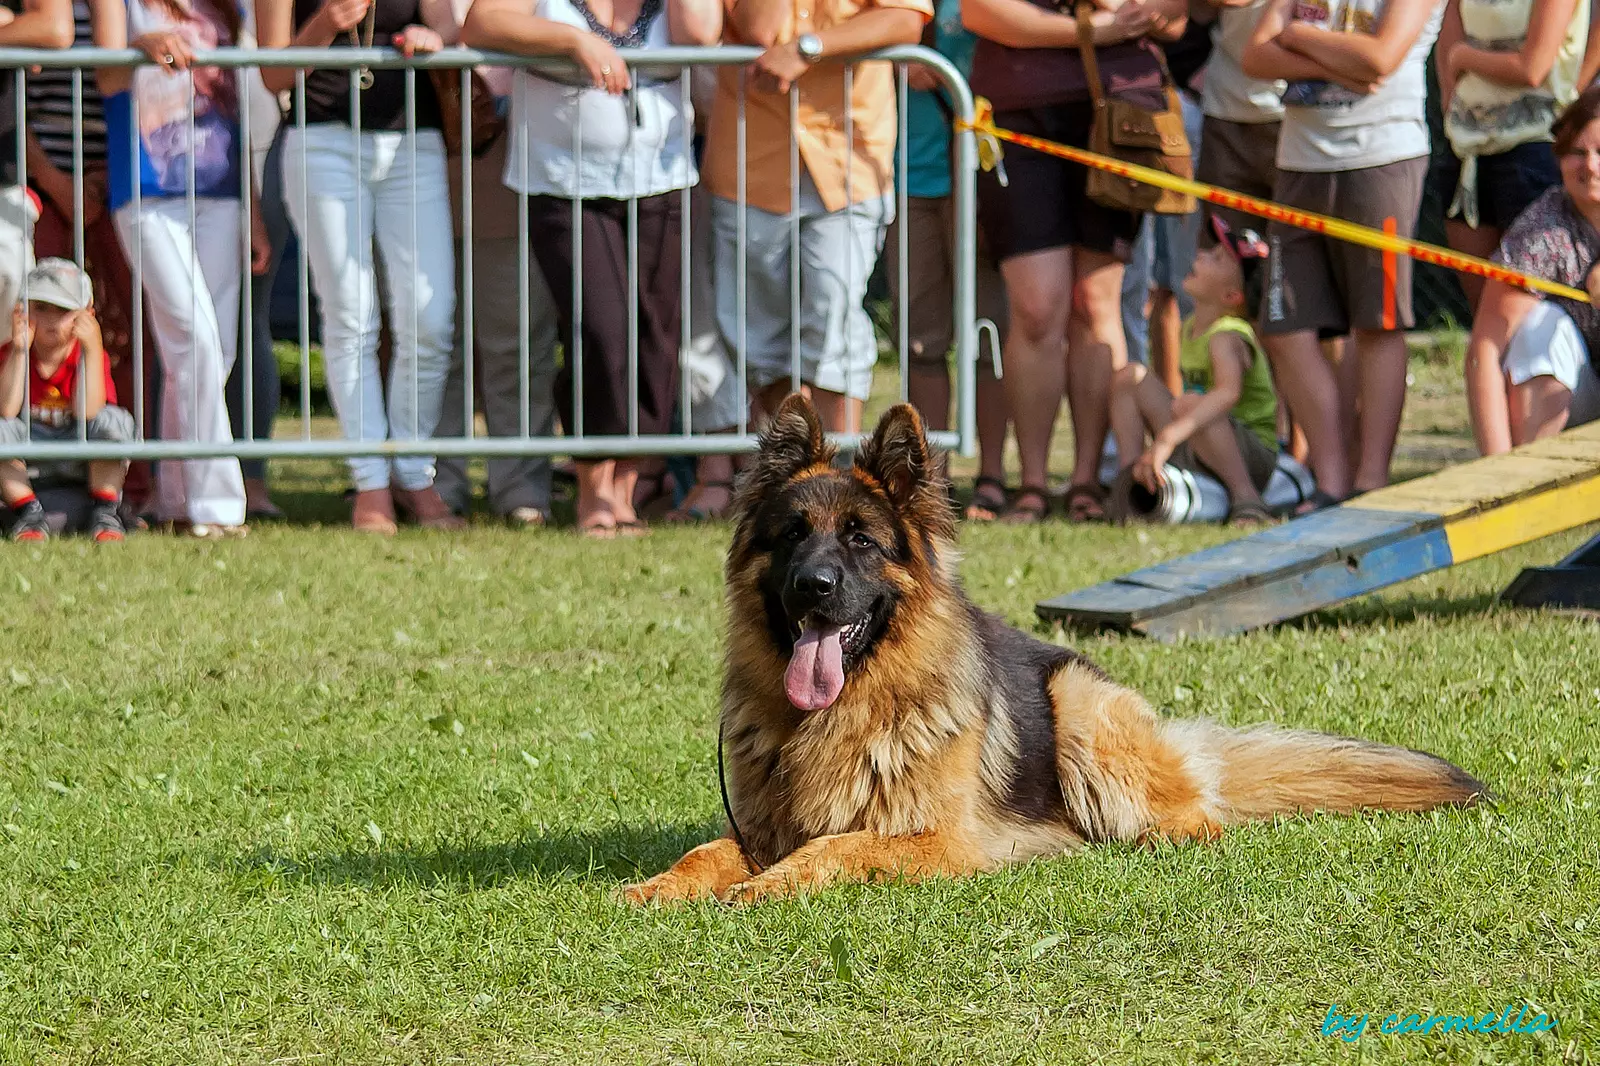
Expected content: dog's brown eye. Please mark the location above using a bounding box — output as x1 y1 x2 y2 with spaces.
785 521 807 542
848 531 876 551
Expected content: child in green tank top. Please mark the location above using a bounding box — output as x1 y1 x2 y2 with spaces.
1110 217 1281 525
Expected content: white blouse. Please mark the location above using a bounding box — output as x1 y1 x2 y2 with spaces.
502 0 697 199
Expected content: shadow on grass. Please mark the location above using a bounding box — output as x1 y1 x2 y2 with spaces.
225 821 720 890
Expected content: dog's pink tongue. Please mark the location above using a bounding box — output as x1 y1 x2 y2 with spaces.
786 623 845 711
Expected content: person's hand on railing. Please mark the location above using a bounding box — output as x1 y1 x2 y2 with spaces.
70 307 103 356
133 29 196 72
392 24 445 55
751 40 808 94
569 30 630 94
906 64 940 92
251 211 272 276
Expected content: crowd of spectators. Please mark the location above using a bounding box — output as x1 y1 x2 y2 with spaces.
2 0 1600 540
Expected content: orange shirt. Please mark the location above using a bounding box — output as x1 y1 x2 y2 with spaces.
705 0 933 215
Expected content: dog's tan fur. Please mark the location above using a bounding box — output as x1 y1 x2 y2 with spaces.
623 397 1488 905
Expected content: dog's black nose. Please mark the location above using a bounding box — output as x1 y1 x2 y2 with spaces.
793 564 841 600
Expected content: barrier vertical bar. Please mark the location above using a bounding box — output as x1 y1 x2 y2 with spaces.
18 70 29 439
947 58 977 458
735 73 747 435
295 70 311 438
678 65 691 438
626 89 639 440
71 68 85 267
842 63 854 429
517 76 530 439
787 83 799 392
406 66 418 451
188 71 198 451
240 62 255 450
130 73 145 442
895 61 908 403
460 64 475 441
571 75 583 439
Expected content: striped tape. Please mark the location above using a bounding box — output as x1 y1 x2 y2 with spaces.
961 99 1592 305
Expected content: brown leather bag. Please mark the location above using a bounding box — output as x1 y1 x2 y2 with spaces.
430 68 505 159
1075 1 1195 215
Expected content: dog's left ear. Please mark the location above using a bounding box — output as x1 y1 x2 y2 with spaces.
856 404 947 513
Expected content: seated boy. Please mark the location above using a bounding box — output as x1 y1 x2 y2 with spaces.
1110 218 1280 526
0 258 133 542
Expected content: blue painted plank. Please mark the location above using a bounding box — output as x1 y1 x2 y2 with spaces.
1036 507 1442 630
1132 525 1455 640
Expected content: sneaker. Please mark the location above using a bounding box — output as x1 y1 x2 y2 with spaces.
8 499 49 542
89 502 126 543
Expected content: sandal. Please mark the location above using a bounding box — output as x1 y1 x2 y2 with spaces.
1294 489 1346 517
999 485 1050 525
665 479 735 523
964 475 1008 522
1063 482 1107 524
615 518 651 538
1227 499 1274 527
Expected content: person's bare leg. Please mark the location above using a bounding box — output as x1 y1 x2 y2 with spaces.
1324 336 1360 479
975 366 1008 484
575 459 616 533
809 387 863 436
1188 417 1266 511
0 459 33 506
611 458 641 525
1509 376 1575 443
1445 222 1500 312
998 248 1073 500
1352 328 1409 493
87 460 128 500
1150 287 1183 395
1066 248 1128 504
1110 362 1152 468
908 368 952 431
1263 328 1351 500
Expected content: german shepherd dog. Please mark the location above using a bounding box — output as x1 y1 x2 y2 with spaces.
623 396 1488 906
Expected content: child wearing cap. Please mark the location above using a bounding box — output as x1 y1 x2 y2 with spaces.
0 258 134 542
1109 218 1282 526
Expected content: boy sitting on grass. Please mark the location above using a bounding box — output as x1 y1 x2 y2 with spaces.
0 259 133 542
1110 218 1281 526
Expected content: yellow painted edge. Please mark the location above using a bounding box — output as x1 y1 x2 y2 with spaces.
1445 474 1600 564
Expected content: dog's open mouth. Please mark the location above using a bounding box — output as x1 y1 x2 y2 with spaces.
785 614 871 712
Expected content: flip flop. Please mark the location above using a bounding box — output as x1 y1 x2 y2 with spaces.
999 485 1050 525
1063 482 1107 523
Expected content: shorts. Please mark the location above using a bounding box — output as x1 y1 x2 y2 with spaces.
976 101 1142 264
711 170 892 402
0 405 136 485
1173 417 1280 492
1503 300 1600 427
885 195 1008 372
1431 140 1560 232
1260 156 1428 337
1196 117 1280 242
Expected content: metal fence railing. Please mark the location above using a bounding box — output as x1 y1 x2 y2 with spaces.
0 45 980 466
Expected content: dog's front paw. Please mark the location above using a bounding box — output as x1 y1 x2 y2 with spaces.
619 871 713 907
1136 816 1224 848
720 871 799 905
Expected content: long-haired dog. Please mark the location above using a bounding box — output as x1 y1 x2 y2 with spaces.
623 396 1488 905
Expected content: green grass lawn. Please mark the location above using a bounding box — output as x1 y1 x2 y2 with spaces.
3 359 1598 1064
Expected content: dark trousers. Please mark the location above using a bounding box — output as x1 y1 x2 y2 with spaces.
527 192 682 442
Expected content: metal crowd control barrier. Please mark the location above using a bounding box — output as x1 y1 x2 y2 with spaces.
0 45 979 468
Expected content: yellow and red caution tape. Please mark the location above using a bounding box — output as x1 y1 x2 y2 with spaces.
959 98 1592 305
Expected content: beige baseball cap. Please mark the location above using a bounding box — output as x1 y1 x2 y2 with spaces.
26 257 94 311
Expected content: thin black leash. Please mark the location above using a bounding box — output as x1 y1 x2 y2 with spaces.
717 718 764 874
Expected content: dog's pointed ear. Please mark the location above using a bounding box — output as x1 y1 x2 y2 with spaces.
751 393 834 488
856 403 944 511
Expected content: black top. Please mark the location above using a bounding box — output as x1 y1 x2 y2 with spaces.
292 0 442 130
1162 16 1213 94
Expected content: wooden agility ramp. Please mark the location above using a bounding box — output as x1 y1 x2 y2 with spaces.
1036 422 1600 641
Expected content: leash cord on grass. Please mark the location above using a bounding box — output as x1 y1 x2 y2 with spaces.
718 718 764 874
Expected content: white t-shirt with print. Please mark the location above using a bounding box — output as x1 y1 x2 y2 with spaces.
1202 0 1287 124
503 0 695 199
1277 0 1444 172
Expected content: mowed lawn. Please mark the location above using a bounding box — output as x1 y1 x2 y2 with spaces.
3 359 1599 1064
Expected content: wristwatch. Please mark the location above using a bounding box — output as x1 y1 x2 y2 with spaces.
796 32 824 63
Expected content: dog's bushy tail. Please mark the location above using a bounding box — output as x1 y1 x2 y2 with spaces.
1201 725 1490 819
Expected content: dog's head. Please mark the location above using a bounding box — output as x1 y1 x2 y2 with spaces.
728 395 957 713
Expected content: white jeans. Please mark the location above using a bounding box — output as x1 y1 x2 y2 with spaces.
282 125 456 492
115 198 247 526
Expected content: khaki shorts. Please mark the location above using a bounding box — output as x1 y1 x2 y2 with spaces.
1196 117 1280 242
884 195 1007 372
1173 417 1280 493
1260 156 1428 336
